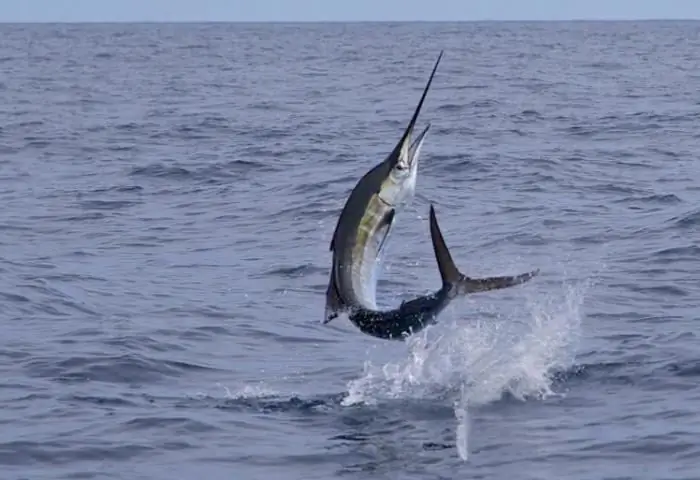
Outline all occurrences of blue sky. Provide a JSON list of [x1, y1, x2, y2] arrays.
[[1, 0, 700, 22]]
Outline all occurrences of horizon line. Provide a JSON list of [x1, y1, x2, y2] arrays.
[[0, 18, 699, 25]]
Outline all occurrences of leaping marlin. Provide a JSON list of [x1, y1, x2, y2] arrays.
[[324, 51, 538, 340]]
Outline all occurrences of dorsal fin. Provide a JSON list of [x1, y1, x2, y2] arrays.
[[323, 263, 345, 323], [428, 204, 461, 286]]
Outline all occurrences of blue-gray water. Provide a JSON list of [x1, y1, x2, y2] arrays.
[[1, 20, 700, 480]]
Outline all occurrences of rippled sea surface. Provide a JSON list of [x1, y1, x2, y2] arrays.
[[2, 20, 700, 480]]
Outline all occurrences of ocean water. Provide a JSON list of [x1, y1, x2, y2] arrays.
[[1, 20, 699, 480]]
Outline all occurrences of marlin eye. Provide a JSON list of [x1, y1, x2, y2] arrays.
[[396, 163, 406, 171]]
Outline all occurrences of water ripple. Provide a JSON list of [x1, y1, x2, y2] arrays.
[[1, 20, 700, 480]]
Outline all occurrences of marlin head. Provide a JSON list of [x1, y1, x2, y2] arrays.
[[428, 204, 539, 299], [377, 51, 443, 207]]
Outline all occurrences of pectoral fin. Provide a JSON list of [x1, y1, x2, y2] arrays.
[[376, 209, 396, 254]]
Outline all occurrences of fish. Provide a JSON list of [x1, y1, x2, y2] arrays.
[[324, 50, 444, 325]]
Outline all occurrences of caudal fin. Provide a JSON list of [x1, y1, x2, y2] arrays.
[[429, 204, 462, 286], [428, 204, 539, 294]]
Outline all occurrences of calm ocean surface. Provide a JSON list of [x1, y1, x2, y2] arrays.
[[1, 20, 700, 480]]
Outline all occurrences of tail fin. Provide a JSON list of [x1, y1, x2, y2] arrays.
[[429, 204, 462, 286], [428, 204, 539, 294]]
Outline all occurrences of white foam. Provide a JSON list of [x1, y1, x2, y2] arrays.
[[454, 383, 470, 461], [218, 382, 279, 399], [341, 278, 590, 460]]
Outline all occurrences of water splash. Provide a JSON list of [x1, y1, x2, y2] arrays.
[[218, 382, 279, 400], [454, 383, 470, 461], [341, 278, 589, 460]]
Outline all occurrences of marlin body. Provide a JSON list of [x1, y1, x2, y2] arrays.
[[323, 51, 539, 340], [324, 51, 444, 326], [348, 205, 539, 340]]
